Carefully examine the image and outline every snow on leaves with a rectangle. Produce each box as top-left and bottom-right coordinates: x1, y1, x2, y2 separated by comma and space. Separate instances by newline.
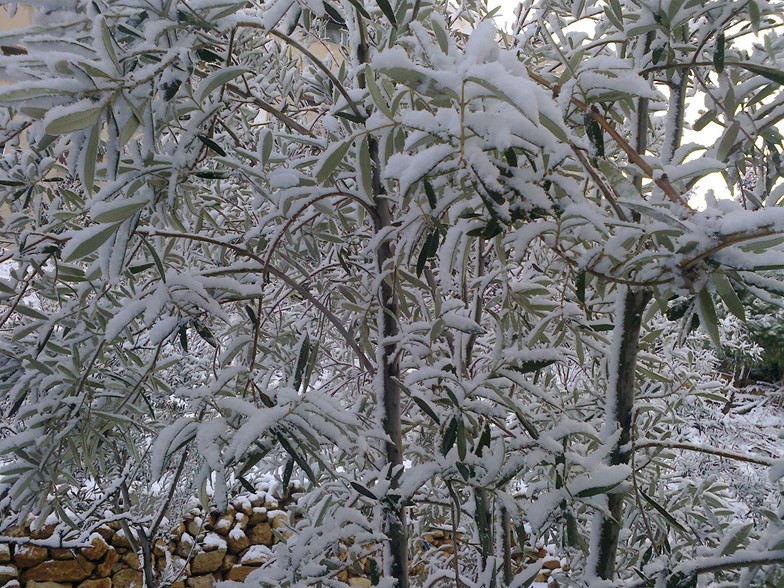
0, 0, 783, 586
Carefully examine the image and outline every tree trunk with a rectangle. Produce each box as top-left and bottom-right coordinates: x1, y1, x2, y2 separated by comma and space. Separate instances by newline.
356, 17, 407, 585
591, 287, 651, 580
374, 186, 408, 586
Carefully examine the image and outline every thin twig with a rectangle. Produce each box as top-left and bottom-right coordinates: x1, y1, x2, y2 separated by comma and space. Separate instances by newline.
570, 145, 628, 221
224, 82, 316, 137
635, 439, 774, 466
133, 228, 375, 374
526, 69, 691, 210
270, 28, 366, 121
678, 228, 779, 270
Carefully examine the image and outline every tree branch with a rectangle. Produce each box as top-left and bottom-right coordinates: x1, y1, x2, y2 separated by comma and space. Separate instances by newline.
133, 228, 376, 374
635, 439, 774, 467
236, 22, 366, 122
526, 70, 691, 210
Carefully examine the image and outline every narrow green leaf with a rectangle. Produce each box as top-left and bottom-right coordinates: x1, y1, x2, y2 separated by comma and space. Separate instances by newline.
345, 0, 371, 18
93, 199, 147, 223
282, 457, 294, 489
665, 0, 686, 28
46, 104, 104, 135
293, 334, 310, 391
8, 388, 29, 418
351, 481, 377, 500
141, 239, 167, 283
244, 304, 258, 328
441, 417, 458, 456
198, 135, 227, 156
447, 481, 461, 524
713, 274, 745, 321
0, 86, 63, 102
639, 489, 687, 533
303, 340, 319, 394
196, 47, 222, 62
474, 491, 491, 559
539, 113, 569, 142
375, 0, 397, 26
412, 397, 440, 424
194, 169, 229, 179
238, 476, 255, 493
456, 418, 467, 461
713, 33, 725, 74
316, 138, 352, 183
261, 130, 274, 162
416, 230, 439, 276
53, 502, 79, 530
515, 410, 540, 440
576, 481, 624, 498
178, 325, 189, 353
584, 113, 604, 157
82, 123, 100, 195
697, 288, 721, 348
322, 1, 347, 25
365, 66, 393, 118
719, 522, 753, 556
314, 495, 333, 527
565, 511, 586, 549
424, 180, 437, 209
160, 77, 180, 101
239, 445, 272, 476
432, 18, 449, 53
516, 522, 527, 555
192, 318, 218, 347
335, 110, 365, 124
476, 422, 491, 457
444, 387, 460, 407
748, 0, 760, 31
63, 223, 119, 261
99, 17, 120, 71
119, 109, 142, 148
693, 110, 716, 131
667, 571, 697, 588
195, 66, 249, 103
358, 138, 373, 197
734, 62, 784, 85
393, 0, 408, 26
716, 121, 740, 161
277, 433, 317, 484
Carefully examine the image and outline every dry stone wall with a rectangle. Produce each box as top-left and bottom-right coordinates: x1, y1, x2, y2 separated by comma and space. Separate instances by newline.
0, 496, 565, 588
0, 494, 295, 588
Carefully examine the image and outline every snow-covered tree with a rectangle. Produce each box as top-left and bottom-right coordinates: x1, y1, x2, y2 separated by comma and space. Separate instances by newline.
1, 0, 784, 585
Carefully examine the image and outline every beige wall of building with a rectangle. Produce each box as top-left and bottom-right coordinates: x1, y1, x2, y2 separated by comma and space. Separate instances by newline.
0, 5, 33, 33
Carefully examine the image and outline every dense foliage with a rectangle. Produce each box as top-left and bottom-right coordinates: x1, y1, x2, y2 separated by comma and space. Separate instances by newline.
1, 0, 784, 586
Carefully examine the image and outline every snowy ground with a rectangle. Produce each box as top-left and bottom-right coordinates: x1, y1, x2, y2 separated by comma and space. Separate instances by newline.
678, 384, 784, 518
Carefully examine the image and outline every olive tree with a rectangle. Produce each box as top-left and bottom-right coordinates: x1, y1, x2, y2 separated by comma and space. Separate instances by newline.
1, 0, 784, 585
